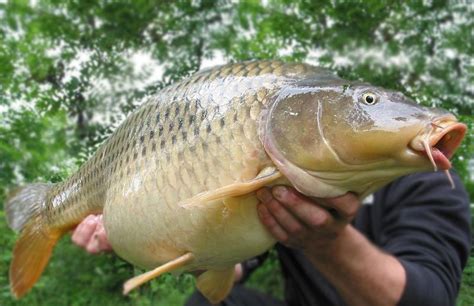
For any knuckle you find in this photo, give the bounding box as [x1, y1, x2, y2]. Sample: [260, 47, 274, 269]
[346, 205, 359, 219]
[268, 199, 283, 213]
[262, 214, 276, 227]
[331, 195, 347, 205]
[349, 198, 361, 210]
[308, 212, 328, 228]
[286, 190, 302, 206]
[257, 188, 272, 203]
[342, 202, 361, 219]
[347, 192, 359, 202]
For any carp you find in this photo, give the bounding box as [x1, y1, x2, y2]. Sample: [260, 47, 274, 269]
[4, 61, 467, 303]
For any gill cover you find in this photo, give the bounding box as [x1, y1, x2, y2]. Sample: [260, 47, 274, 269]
[260, 86, 349, 198]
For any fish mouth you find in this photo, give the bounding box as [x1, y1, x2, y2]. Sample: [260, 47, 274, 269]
[427, 122, 466, 170]
[410, 118, 467, 171]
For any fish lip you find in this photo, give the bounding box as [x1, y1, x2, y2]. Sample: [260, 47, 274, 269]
[411, 120, 467, 170]
[429, 121, 466, 159]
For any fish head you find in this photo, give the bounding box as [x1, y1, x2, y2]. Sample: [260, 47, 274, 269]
[319, 83, 467, 172]
[262, 80, 467, 198]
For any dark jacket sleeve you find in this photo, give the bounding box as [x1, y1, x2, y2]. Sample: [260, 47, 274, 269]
[375, 171, 471, 306]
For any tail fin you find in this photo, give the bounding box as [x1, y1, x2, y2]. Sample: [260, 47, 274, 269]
[4, 183, 63, 299]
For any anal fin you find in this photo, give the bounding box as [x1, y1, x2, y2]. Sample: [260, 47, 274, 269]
[196, 268, 235, 304]
[123, 252, 194, 295]
[180, 167, 281, 208]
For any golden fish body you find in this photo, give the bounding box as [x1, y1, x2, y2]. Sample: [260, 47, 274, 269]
[6, 60, 466, 302]
[47, 61, 316, 269]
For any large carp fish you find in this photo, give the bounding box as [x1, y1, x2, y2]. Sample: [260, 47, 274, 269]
[5, 61, 467, 303]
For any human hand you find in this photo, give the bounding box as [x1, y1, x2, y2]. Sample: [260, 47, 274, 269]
[256, 186, 360, 258]
[71, 214, 113, 254]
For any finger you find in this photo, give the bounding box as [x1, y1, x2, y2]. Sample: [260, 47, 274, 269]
[72, 215, 99, 247]
[272, 186, 333, 230]
[71, 215, 93, 243]
[257, 189, 303, 235]
[322, 193, 361, 221]
[94, 221, 113, 251]
[86, 233, 101, 254]
[257, 204, 288, 242]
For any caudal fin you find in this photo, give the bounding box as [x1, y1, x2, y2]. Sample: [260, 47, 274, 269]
[4, 184, 63, 298]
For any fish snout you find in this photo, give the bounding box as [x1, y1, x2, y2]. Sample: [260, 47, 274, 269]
[409, 117, 467, 171]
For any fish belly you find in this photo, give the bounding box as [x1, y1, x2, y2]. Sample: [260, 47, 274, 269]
[104, 183, 275, 271]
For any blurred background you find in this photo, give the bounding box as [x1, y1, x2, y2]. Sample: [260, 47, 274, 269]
[0, 0, 473, 305]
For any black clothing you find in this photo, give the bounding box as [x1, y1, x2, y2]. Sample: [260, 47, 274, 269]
[186, 171, 471, 306]
[186, 284, 285, 306]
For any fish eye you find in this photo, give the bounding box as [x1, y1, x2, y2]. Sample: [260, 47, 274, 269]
[362, 92, 378, 105]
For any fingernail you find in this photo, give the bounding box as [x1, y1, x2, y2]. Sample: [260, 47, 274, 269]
[256, 189, 272, 203]
[272, 186, 287, 200]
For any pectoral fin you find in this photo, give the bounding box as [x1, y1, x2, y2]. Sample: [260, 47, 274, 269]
[180, 167, 281, 208]
[196, 268, 235, 304]
[123, 252, 194, 295]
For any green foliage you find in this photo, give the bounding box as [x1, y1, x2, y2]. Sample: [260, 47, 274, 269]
[0, 1, 473, 305]
[458, 253, 474, 306]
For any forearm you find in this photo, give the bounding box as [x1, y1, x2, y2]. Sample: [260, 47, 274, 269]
[306, 225, 406, 306]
